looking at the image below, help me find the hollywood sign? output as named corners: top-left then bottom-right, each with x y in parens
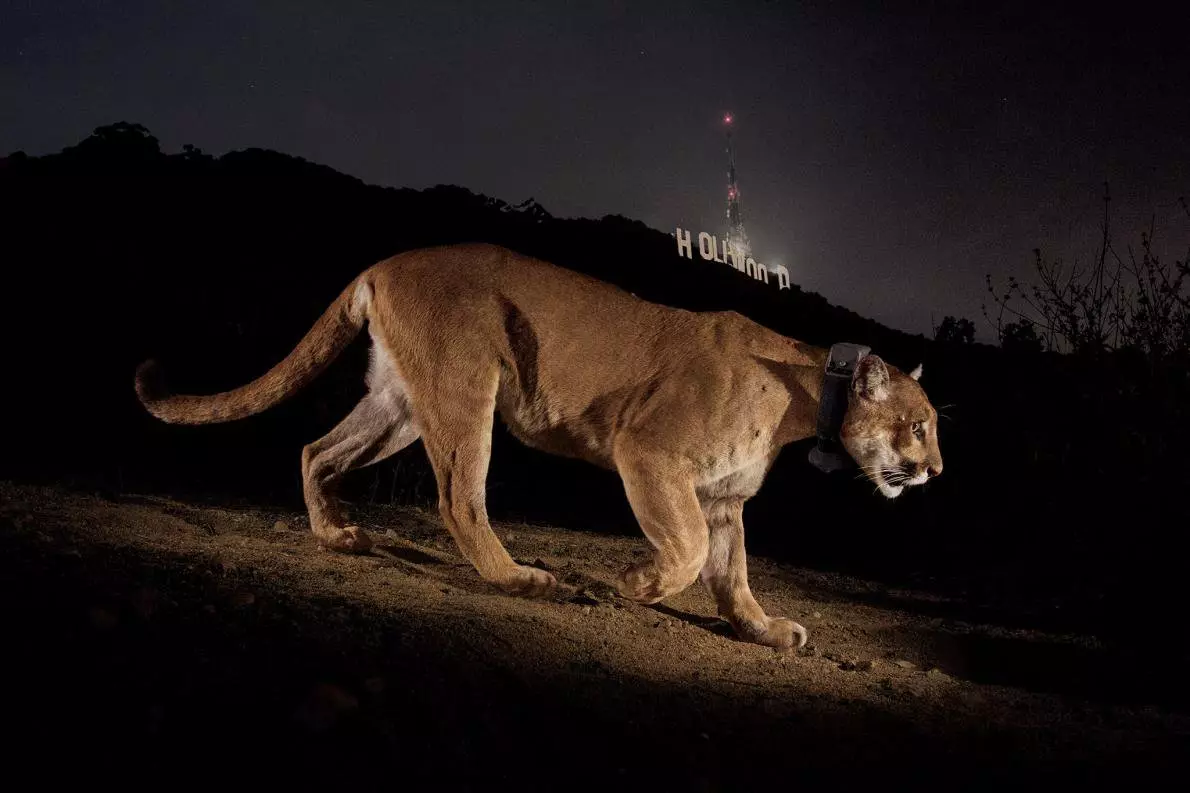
top-left (673, 227), bottom-right (790, 290)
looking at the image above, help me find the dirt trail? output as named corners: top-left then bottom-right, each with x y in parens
top-left (2, 481), bottom-right (1186, 789)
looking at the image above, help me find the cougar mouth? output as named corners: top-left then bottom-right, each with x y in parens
top-left (864, 465), bottom-right (908, 499)
top-left (875, 464), bottom-right (929, 497)
top-left (876, 473), bottom-right (905, 499)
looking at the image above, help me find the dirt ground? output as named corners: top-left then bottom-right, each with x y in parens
top-left (2, 481), bottom-right (1186, 790)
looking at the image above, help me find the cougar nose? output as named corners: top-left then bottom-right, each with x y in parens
top-left (927, 463), bottom-right (943, 478)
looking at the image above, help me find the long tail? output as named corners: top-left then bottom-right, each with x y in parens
top-left (135, 277), bottom-right (373, 425)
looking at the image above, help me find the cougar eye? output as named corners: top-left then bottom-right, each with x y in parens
top-left (911, 421), bottom-right (924, 439)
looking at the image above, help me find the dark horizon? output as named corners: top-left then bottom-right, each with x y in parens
top-left (3, 1), bottom-right (1187, 338)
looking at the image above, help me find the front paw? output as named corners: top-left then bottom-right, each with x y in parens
top-left (735, 616), bottom-right (808, 650)
top-left (615, 562), bottom-right (665, 605)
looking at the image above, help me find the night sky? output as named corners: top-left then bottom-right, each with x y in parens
top-left (4, 1), bottom-right (1187, 338)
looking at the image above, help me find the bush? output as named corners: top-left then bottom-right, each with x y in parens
top-left (985, 185), bottom-right (1189, 364)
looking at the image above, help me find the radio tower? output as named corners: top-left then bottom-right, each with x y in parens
top-left (723, 112), bottom-right (751, 261)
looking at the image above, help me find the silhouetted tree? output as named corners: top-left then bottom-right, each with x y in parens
top-left (72, 121), bottom-right (161, 159)
top-left (997, 317), bottom-right (1043, 354)
top-left (933, 315), bottom-right (975, 345)
top-left (179, 143), bottom-right (213, 162)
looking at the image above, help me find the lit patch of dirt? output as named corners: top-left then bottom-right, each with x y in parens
top-left (1, 481), bottom-right (1185, 788)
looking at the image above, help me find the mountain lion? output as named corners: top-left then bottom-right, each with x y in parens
top-left (136, 244), bottom-right (943, 649)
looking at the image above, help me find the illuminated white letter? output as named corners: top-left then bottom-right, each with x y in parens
top-left (770, 264), bottom-right (791, 290)
top-left (712, 236), bottom-right (726, 264)
top-left (675, 227), bottom-right (693, 259)
top-left (698, 232), bottom-right (714, 260)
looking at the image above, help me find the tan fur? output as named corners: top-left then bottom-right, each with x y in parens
top-left (135, 244), bottom-right (943, 649)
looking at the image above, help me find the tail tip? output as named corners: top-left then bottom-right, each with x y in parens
top-left (135, 358), bottom-right (166, 405)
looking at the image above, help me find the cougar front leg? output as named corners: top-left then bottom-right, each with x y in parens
top-left (302, 392), bottom-right (419, 553)
top-left (613, 445), bottom-right (710, 604)
top-left (700, 498), bottom-right (807, 650)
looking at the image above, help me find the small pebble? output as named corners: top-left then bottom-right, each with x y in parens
top-left (88, 606), bottom-right (118, 631)
top-left (295, 683), bottom-right (359, 733)
top-left (230, 591), bottom-right (256, 608)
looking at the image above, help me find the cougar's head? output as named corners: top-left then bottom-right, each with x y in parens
top-left (839, 356), bottom-right (943, 499)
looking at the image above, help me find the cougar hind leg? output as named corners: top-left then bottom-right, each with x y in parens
top-left (416, 360), bottom-right (556, 597)
top-left (301, 342), bottom-right (420, 553)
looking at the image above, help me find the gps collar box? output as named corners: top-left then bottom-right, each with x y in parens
top-left (807, 342), bottom-right (870, 474)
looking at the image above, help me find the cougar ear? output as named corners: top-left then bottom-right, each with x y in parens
top-left (853, 355), bottom-right (890, 401)
top-left (909, 363), bottom-right (923, 381)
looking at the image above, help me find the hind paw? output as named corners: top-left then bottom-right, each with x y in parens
top-left (316, 525), bottom-right (374, 554)
top-left (495, 565), bottom-right (557, 598)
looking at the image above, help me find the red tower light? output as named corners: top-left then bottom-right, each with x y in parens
top-left (724, 113), bottom-right (733, 124)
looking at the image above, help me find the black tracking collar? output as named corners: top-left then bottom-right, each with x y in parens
top-left (807, 343), bottom-right (870, 473)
